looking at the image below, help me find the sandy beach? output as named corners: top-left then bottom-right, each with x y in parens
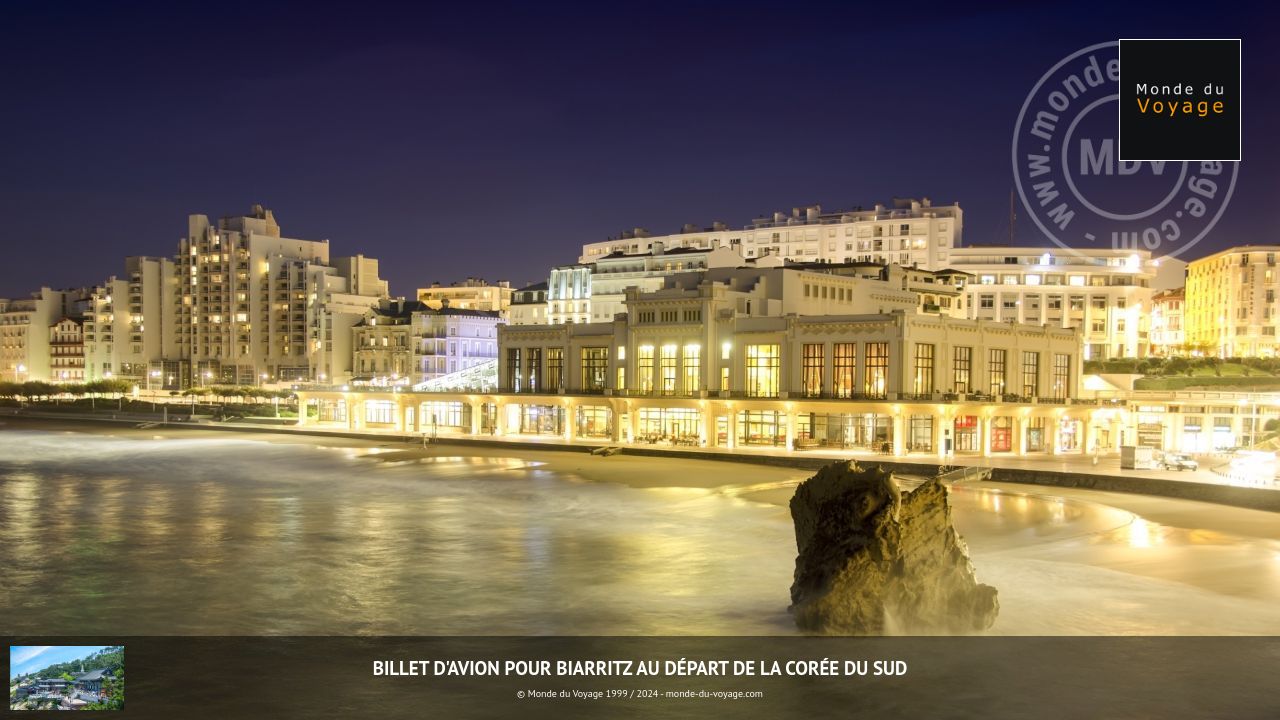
top-left (4, 415), bottom-right (1277, 542)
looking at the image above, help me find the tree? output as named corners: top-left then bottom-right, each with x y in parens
top-left (1165, 357), bottom-right (1190, 376)
top-left (87, 671), bottom-right (123, 711)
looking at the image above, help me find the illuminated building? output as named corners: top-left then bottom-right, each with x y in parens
top-left (948, 247), bottom-right (1185, 360)
top-left (351, 298), bottom-right (500, 386)
top-left (1149, 288), bottom-right (1185, 356)
top-left (417, 278), bottom-right (512, 317)
top-left (176, 205), bottom-right (389, 385)
top-left (300, 267), bottom-right (1088, 458)
top-left (579, 198), bottom-right (963, 270)
top-left (1185, 245), bottom-right (1280, 357)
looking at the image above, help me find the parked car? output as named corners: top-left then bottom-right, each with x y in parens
top-left (1161, 453), bottom-right (1199, 471)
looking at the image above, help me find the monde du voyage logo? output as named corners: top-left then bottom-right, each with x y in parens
top-left (1012, 40), bottom-right (1240, 260)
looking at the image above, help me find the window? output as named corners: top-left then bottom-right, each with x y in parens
top-left (682, 344), bottom-right (701, 393)
top-left (864, 342), bottom-right (889, 398)
top-left (953, 346), bottom-right (972, 393)
top-left (525, 347), bottom-right (541, 392)
top-left (802, 344), bottom-right (824, 396)
top-left (908, 415), bottom-right (934, 452)
top-left (1052, 353), bottom-right (1071, 400)
top-left (913, 343), bottom-right (935, 394)
top-left (547, 348), bottom-right (563, 390)
top-left (988, 349), bottom-right (1008, 396)
top-left (365, 400), bottom-right (394, 425)
top-left (580, 347), bottom-right (608, 391)
top-left (1022, 351), bottom-right (1040, 397)
top-left (637, 345), bottom-right (654, 393)
top-left (506, 348), bottom-right (522, 391)
top-left (745, 344), bottom-right (781, 398)
top-left (659, 344), bottom-right (678, 394)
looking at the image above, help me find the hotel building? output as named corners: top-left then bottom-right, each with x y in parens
top-left (176, 206), bottom-right (389, 386)
top-left (351, 298), bottom-right (500, 386)
top-left (1185, 245), bottom-right (1280, 357)
top-left (948, 247), bottom-right (1186, 359)
top-left (82, 256), bottom-right (180, 385)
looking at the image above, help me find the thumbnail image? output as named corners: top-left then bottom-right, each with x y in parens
top-left (9, 646), bottom-right (123, 711)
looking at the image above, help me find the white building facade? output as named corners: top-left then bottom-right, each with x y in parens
top-left (948, 247), bottom-right (1185, 360)
top-left (580, 198), bottom-right (963, 270)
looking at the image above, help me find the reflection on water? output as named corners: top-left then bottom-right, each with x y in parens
top-left (0, 430), bottom-right (795, 636)
top-left (1, 429), bottom-right (1279, 637)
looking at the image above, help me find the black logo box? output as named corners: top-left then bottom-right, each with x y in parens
top-left (1119, 39), bottom-right (1241, 162)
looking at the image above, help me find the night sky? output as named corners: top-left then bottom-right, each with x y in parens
top-left (2, 1), bottom-right (1277, 299)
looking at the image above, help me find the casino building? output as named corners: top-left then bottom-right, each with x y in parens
top-left (299, 267), bottom-right (1095, 458)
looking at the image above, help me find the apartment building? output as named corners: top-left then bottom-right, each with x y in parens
top-left (1149, 288), bottom-right (1186, 357)
top-left (48, 317), bottom-right (86, 382)
top-left (1185, 245), bottom-right (1280, 357)
top-left (176, 205), bottom-right (388, 386)
top-left (351, 298), bottom-right (500, 386)
top-left (417, 278), bottom-right (512, 317)
top-left (508, 282), bottom-right (549, 326)
top-left (949, 247), bottom-right (1186, 360)
top-left (579, 197), bottom-right (963, 270)
top-left (82, 256), bottom-right (179, 385)
top-left (0, 288), bottom-right (88, 382)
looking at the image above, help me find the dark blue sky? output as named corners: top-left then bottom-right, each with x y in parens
top-left (2, 1), bottom-right (1277, 298)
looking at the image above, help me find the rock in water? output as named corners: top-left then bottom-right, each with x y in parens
top-left (789, 461), bottom-right (998, 634)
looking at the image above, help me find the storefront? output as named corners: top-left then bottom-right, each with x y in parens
top-left (1057, 417), bottom-right (1082, 453)
top-left (1212, 415), bottom-right (1235, 451)
top-left (991, 416), bottom-right (1013, 453)
top-left (737, 410), bottom-right (785, 447)
top-left (1026, 417), bottom-right (1047, 452)
top-left (796, 413), bottom-right (892, 451)
top-left (636, 408), bottom-right (700, 444)
top-left (419, 401), bottom-right (470, 432)
top-left (954, 415), bottom-right (979, 453)
top-left (364, 400), bottom-right (396, 427)
top-left (511, 404), bottom-right (564, 435)
top-left (1135, 406), bottom-right (1166, 449)
top-left (907, 415), bottom-right (934, 453)
top-left (317, 398), bottom-right (347, 423)
top-left (575, 405), bottom-right (613, 439)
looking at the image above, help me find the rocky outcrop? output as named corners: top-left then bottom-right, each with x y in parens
top-left (789, 461), bottom-right (998, 635)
